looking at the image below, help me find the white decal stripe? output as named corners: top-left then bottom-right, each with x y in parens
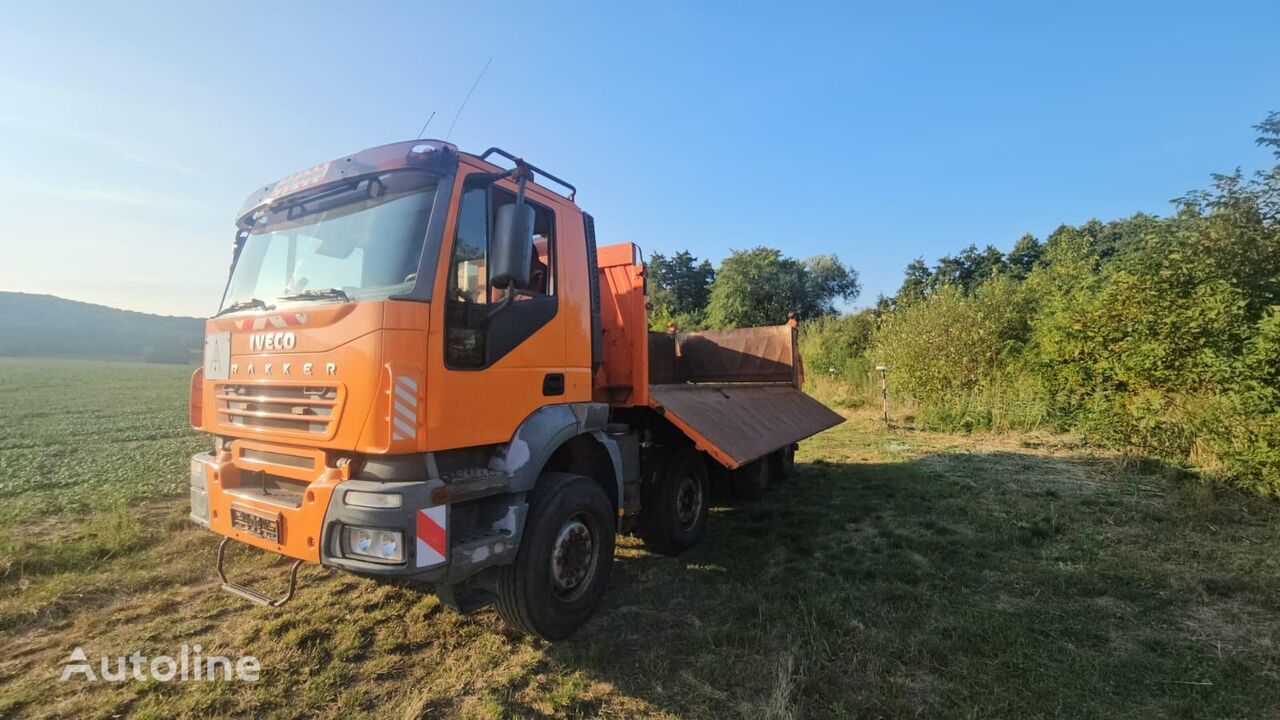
top-left (394, 385), bottom-right (416, 407)
top-left (394, 401), bottom-right (415, 422)
top-left (392, 416), bottom-right (415, 437)
top-left (396, 376), bottom-right (418, 392)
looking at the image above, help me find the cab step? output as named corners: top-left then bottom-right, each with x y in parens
top-left (216, 537), bottom-right (302, 607)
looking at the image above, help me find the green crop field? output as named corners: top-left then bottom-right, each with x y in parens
top-left (2, 357), bottom-right (1279, 719)
top-left (0, 359), bottom-right (205, 521)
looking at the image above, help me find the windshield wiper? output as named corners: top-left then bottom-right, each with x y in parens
top-left (214, 298), bottom-right (272, 317)
top-left (276, 288), bottom-right (352, 303)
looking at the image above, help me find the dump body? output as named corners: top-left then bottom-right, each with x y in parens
top-left (594, 244), bottom-right (843, 468)
top-left (190, 139), bottom-right (843, 636)
top-left (649, 327), bottom-right (843, 468)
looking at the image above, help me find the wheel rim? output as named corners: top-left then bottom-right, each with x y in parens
top-left (675, 471), bottom-right (704, 531)
top-left (550, 513), bottom-right (597, 601)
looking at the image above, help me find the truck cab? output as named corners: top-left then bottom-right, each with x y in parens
top-left (190, 140), bottom-right (841, 638)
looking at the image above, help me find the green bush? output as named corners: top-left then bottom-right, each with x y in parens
top-left (798, 312), bottom-right (877, 407)
top-left (799, 312), bottom-right (874, 380)
top-left (869, 276), bottom-right (1033, 399)
top-left (1190, 309), bottom-right (1280, 494)
top-left (911, 370), bottom-right (1056, 434)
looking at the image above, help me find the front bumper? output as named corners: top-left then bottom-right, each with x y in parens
top-left (190, 450), bottom-right (521, 582)
top-left (190, 449), bottom-right (341, 564)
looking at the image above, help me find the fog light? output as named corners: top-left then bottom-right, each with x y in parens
top-left (342, 526), bottom-right (404, 564)
top-left (344, 490), bottom-right (403, 509)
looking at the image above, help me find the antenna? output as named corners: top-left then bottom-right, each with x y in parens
top-left (416, 110), bottom-right (437, 140)
top-left (446, 57), bottom-right (492, 141)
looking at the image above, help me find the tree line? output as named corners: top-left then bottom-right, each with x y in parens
top-left (801, 112), bottom-right (1280, 495)
top-left (646, 248), bottom-right (860, 330)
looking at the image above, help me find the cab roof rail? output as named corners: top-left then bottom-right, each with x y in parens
top-left (480, 147), bottom-right (577, 201)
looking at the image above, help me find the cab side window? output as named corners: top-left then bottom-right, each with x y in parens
top-left (448, 187), bottom-right (488, 305)
top-left (445, 183), bottom-right (558, 368)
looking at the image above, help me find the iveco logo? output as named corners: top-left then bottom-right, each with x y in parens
top-left (249, 331), bottom-right (297, 352)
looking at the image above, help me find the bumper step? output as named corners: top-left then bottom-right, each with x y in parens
top-left (216, 537), bottom-right (303, 607)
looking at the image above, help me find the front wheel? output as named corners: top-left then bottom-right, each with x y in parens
top-left (495, 473), bottom-right (615, 640)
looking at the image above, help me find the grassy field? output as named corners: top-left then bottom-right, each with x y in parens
top-left (1, 358), bottom-right (1279, 718)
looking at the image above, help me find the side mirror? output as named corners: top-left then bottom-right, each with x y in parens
top-left (490, 202), bottom-right (534, 290)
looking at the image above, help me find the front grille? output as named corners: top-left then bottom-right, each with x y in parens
top-left (239, 447), bottom-right (317, 471)
top-left (216, 383), bottom-right (340, 437)
top-left (225, 470), bottom-right (309, 509)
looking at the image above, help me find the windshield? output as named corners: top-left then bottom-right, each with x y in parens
top-left (221, 170), bottom-right (438, 312)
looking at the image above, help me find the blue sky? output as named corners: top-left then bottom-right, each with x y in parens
top-left (1, 1), bottom-right (1276, 317)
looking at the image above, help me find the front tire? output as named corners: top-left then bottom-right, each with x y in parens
top-left (495, 473), bottom-right (615, 640)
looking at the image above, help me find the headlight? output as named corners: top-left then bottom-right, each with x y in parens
top-left (344, 490), bottom-right (403, 509)
top-left (342, 526), bottom-right (404, 564)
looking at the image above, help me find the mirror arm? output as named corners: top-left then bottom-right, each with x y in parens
top-left (466, 158), bottom-right (534, 193)
top-left (482, 287), bottom-right (516, 324)
top-left (511, 159), bottom-right (532, 208)
top-left (482, 286), bottom-right (537, 325)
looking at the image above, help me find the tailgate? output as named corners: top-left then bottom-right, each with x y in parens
top-left (649, 383), bottom-right (844, 469)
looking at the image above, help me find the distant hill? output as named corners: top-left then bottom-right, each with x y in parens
top-left (0, 292), bottom-right (205, 363)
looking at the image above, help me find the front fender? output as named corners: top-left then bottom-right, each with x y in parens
top-left (490, 403), bottom-right (621, 511)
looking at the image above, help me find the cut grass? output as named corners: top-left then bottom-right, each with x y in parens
top-left (1, 358), bottom-right (1279, 718)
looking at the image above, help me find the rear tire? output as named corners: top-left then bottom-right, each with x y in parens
top-left (639, 447), bottom-right (710, 555)
top-left (769, 444), bottom-right (796, 483)
top-left (730, 459), bottom-right (769, 501)
top-left (495, 473), bottom-right (615, 640)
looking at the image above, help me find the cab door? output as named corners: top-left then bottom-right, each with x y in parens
top-left (426, 171), bottom-right (567, 450)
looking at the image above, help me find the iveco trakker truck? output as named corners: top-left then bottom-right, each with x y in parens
top-left (190, 140), bottom-right (842, 638)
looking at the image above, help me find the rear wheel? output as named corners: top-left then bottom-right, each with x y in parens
top-left (769, 444), bottom-right (796, 483)
top-left (639, 447), bottom-right (710, 555)
top-left (495, 473), bottom-right (615, 640)
top-left (730, 459), bottom-right (769, 501)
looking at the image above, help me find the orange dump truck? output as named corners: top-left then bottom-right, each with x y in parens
top-left (190, 140), bottom-right (842, 638)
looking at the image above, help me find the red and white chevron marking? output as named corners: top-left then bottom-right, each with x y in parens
top-left (235, 313), bottom-right (307, 331)
top-left (416, 505), bottom-right (447, 567)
